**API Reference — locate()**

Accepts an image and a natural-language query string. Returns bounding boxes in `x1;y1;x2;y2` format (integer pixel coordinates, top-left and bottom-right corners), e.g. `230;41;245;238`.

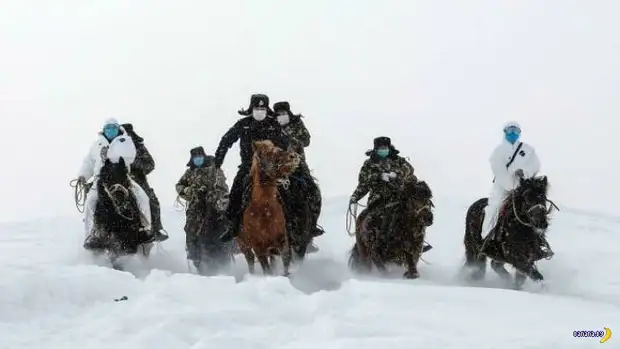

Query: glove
515;169;524;179
349;195;358;204
381;172;391;182
182;187;192;196
77;176;86;184
388;172;397;179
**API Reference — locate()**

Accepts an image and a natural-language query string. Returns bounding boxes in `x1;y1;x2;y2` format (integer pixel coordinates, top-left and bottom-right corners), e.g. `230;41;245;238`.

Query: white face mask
252;109;267;121
277;113;290;125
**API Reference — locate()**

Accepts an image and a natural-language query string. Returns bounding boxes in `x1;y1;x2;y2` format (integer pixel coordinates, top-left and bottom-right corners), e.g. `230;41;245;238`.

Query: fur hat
273;101;303;120
186;146;214;167
373;136;392;149
238;94;274;116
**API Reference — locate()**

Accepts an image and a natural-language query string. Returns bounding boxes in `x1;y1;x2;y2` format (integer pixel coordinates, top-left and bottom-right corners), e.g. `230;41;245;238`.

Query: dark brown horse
463;175;557;289
348;180;434;279
237;140;301;276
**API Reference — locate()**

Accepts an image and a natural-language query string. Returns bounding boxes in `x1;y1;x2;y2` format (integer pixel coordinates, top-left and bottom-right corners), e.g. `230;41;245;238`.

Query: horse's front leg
281;234;292;277
238;241;256;274
403;253;419;279
403;229;424;279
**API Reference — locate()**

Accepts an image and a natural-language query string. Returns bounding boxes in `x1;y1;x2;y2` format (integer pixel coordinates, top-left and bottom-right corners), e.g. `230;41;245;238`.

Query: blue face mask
504;129;521;144
376;148;390;158
103;124;120;139
192;156;205;167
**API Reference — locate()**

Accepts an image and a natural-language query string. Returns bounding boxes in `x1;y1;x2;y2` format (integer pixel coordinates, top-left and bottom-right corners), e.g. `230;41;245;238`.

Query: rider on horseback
77;118;154;249
273;101;323;252
349;136;432;252
176;146;230;261
482;121;542;240
121;123;168;242
215;94;291;242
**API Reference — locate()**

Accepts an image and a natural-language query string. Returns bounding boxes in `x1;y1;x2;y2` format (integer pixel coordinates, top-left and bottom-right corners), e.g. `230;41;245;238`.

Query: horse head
509;175;554;230
403;179;434;227
251;140;301;181
99;157;134;214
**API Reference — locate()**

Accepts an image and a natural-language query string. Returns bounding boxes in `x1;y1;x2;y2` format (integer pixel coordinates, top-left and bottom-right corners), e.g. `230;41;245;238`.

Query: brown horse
348;180;434;279
237;140;301;276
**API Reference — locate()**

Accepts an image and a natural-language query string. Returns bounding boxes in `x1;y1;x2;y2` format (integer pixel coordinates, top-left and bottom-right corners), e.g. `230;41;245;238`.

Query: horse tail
464;197;488;266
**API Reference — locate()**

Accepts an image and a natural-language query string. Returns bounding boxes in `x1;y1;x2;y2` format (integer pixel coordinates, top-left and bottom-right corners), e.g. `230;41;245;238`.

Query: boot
219;218;238;242
153;229;169;242
306;241;319;253
312;225;325;237
83;233;106;250
422;243;433;253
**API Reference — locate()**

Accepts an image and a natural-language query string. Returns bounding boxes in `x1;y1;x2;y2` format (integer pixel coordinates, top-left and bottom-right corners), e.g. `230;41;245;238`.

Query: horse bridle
102;183;135;220
254;151;300;190
510;192;558;228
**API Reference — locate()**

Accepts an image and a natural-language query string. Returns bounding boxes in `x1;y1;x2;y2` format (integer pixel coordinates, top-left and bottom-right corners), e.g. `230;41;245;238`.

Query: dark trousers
290;162;322;236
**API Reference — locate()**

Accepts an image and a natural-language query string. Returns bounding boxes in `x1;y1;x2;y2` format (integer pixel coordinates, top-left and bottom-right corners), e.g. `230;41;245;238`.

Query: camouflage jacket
176;163;229;235
351;150;416;207
130;142;155;187
281;117;310;159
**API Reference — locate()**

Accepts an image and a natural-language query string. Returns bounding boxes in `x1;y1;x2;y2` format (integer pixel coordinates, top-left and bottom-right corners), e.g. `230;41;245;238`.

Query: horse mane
500;175;549;213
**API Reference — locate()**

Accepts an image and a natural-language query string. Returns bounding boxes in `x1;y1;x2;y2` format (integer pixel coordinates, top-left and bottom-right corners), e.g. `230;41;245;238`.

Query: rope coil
69;179;87;213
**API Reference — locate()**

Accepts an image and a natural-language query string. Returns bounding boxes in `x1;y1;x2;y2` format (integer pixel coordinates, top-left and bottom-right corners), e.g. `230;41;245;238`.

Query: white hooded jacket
77;125;137;180
489;139;540;191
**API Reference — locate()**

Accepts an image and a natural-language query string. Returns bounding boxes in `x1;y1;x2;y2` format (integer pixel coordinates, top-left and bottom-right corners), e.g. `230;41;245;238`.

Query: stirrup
154;229;169;242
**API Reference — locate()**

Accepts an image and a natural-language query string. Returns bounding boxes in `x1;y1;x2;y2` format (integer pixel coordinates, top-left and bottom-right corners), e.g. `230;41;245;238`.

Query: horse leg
238;242;256;274
281;238;293;277
403;253;420;279
257;253;272;275
490;260;512;282
513;262;544;290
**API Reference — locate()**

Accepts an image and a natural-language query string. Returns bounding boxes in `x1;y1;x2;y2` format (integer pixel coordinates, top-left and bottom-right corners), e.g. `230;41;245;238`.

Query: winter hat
373;136;392;149
503;121;521;132
103;117;119;128
186;146;214;167
238;94;274;116
121;123;143;143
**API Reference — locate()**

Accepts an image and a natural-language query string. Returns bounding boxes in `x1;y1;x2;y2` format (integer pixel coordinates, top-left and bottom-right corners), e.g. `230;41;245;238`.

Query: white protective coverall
77;123;152;237
481;130;541;239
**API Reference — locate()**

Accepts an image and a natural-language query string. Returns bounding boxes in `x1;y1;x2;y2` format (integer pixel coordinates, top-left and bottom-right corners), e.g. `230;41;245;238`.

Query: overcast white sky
0;0;618;223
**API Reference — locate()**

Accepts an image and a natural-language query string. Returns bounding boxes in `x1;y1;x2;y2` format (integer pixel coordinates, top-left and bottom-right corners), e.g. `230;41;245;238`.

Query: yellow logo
601;327;612;344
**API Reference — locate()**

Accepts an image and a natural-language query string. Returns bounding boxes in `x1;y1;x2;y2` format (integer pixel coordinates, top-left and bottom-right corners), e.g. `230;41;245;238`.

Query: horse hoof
282;272;290;278
403;271;420;279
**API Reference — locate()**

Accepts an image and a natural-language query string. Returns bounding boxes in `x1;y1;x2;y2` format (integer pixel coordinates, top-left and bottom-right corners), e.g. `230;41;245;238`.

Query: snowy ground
1;195;619;348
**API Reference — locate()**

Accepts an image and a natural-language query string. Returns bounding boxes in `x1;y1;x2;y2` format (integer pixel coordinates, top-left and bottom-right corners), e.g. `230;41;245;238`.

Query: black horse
286;164;322;262
463;175;557;289
92;157;153;269
348;180;435;279
184;196;235;276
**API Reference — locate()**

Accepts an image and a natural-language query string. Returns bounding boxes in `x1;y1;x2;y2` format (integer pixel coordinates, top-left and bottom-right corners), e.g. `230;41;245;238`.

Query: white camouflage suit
77;118;152;237
481;121;541;239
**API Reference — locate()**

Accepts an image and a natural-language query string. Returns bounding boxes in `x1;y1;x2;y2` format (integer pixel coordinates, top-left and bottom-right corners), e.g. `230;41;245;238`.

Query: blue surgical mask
192;156;205;167
504;131;520;144
103;124;120;140
376;148;390;158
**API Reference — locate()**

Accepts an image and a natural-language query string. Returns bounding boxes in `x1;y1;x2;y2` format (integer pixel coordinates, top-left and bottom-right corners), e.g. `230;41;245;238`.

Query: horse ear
542;175;547;186
519;176;525;186
118;157;126;168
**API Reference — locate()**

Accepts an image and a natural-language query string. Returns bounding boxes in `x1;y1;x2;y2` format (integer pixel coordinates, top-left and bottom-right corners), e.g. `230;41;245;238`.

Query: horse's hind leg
281;239;293;277
490;260;512;282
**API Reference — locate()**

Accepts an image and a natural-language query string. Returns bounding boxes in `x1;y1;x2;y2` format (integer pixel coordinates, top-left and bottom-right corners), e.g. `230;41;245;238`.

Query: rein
102;183;135;220
510;192;559;228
